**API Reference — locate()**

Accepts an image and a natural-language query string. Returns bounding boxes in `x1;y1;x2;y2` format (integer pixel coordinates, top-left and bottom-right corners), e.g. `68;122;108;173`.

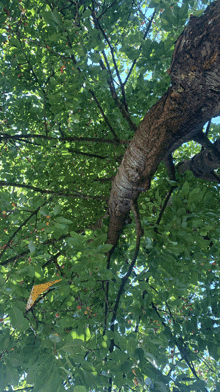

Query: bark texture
177;138;220;181
107;1;220;247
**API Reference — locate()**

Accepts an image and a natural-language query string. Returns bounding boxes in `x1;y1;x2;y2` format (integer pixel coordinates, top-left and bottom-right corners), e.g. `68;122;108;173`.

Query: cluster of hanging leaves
0;0;220;391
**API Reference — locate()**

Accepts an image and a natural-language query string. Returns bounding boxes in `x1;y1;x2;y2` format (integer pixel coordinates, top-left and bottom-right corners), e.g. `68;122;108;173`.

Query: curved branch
107;1;220;248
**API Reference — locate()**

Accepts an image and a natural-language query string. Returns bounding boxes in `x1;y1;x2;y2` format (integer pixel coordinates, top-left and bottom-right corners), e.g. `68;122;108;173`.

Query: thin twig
0;133;129;145
68;148;108;159
89;90;119;141
151;302;200;381
0;235;68;267
92;15;127;109
124;10;156;86
109;200;142;352
0;199;51;260
154;185;177;231
0;181;107;201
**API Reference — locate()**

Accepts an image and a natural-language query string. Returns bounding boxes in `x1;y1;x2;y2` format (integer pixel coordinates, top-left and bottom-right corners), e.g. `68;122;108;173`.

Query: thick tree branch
107;1;220;248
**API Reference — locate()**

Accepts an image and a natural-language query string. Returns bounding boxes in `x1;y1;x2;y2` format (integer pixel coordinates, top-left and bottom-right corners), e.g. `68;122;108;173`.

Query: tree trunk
107;1;220;247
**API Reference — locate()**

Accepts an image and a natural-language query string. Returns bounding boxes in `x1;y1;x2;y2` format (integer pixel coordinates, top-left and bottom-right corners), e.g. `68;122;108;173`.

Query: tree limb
0;181;107;200
0;133;129;145
107;1;220;248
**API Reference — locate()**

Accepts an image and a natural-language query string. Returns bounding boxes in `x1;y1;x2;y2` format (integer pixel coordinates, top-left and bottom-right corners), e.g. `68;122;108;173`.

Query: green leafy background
0;0;220;391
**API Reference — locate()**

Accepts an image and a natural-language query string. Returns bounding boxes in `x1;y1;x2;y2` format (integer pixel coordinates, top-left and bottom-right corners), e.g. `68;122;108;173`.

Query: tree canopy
0;0;220;391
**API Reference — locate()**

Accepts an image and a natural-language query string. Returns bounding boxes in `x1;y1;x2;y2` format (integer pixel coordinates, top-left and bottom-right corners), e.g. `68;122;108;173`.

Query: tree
0;0;220;391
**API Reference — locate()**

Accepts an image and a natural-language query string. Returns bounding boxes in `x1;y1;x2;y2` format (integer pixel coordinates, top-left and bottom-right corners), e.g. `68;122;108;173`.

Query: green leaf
67;237;83;249
8;306;29;332
56;216;73;224
42;10;62;26
90;53;101;63
182;181;189;195
53;205;62;215
60;339;85;356
154;381;169;392
193;10;204;17
74;386;87;392
28;240;35;253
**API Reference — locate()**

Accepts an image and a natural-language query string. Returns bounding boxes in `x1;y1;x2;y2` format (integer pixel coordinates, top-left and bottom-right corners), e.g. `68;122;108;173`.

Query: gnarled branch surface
107;1;220;248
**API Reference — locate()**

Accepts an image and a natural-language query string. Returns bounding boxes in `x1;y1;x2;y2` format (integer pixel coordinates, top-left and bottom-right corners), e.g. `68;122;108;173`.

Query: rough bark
163;132;220;180
177;138;220;181
107;1;220;248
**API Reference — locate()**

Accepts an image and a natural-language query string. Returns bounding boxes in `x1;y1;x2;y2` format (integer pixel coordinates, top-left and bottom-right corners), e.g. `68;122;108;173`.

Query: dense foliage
0;0;220;391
